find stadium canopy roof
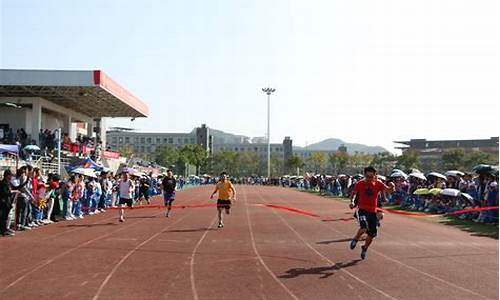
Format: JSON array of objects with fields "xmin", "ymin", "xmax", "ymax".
[{"xmin": 0, "ymin": 69, "xmax": 149, "ymax": 118}]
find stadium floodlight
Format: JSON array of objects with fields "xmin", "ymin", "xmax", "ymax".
[{"xmin": 261, "ymin": 87, "xmax": 276, "ymax": 179}]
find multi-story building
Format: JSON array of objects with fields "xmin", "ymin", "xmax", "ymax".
[
  {"xmin": 395, "ymin": 137, "xmax": 499, "ymax": 169},
  {"xmin": 212, "ymin": 136, "xmax": 293, "ymax": 162},
  {"xmin": 107, "ymin": 124, "xmax": 212, "ymax": 155}
]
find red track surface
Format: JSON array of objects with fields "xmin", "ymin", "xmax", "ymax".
[{"xmin": 0, "ymin": 186, "xmax": 498, "ymax": 300}]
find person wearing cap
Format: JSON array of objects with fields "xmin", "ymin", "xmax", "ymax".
[
  {"xmin": 349, "ymin": 166, "xmax": 395, "ymax": 260},
  {"xmin": 0, "ymin": 169, "xmax": 16, "ymax": 236},
  {"xmin": 161, "ymin": 170, "xmax": 176, "ymax": 217},
  {"xmin": 210, "ymin": 172, "xmax": 236, "ymax": 228}
]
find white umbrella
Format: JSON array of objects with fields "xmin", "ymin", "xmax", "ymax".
[
  {"xmin": 445, "ymin": 170, "xmax": 465, "ymax": 177},
  {"xmin": 409, "ymin": 172, "xmax": 427, "ymax": 181},
  {"xmin": 461, "ymin": 193, "xmax": 474, "ymax": 201},
  {"xmin": 427, "ymin": 172, "xmax": 447, "ymax": 181},
  {"xmin": 121, "ymin": 167, "xmax": 137, "ymax": 174},
  {"xmin": 71, "ymin": 167, "xmax": 97, "ymax": 178},
  {"xmin": 440, "ymin": 188, "xmax": 461, "ymax": 197},
  {"xmin": 390, "ymin": 171, "xmax": 408, "ymax": 179},
  {"xmin": 24, "ymin": 145, "xmax": 40, "ymax": 151}
]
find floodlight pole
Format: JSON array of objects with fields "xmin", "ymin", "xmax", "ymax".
[
  {"xmin": 262, "ymin": 87, "xmax": 275, "ymax": 179},
  {"xmin": 57, "ymin": 128, "xmax": 61, "ymax": 175}
]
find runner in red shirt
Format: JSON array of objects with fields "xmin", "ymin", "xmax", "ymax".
[{"xmin": 349, "ymin": 166, "xmax": 395, "ymax": 260}]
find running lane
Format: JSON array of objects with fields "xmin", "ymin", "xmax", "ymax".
[{"xmin": 0, "ymin": 186, "xmax": 497, "ymax": 300}]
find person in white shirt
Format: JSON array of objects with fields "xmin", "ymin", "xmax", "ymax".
[{"xmin": 118, "ymin": 172, "xmax": 134, "ymax": 222}]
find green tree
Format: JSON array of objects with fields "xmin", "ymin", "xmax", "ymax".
[
  {"xmin": 180, "ymin": 144, "xmax": 208, "ymax": 176},
  {"xmin": 396, "ymin": 150, "xmax": 420, "ymax": 171},
  {"xmin": 442, "ymin": 149, "xmax": 465, "ymax": 170},
  {"xmin": 463, "ymin": 151, "xmax": 498, "ymax": 170},
  {"xmin": 285, "ymin": 155, "xmax": 304, "ymax": 175},
  {"xmin": 371, "ymin": 152, "xmax": 396, "ymax": 174},
  {"xmin": 329, "ymin": 151, "xmax": 349, "ymax": 174},
  {"xmin": 209, "ymin": 151, "xmax": 240, "ymax": 176},
  {"xmin": 154, "ymin": 145, "xmax": 187, "ymax": 175},
  {"xmin": 237, "ymin": 152, "xmax": 261, "ymax": 176},
  {"xmin": 117, "ymin": 144, "xmax": 134, "ymax": 158},
  {"xmin": 270, "ymin": 153, "xmax": 284, "ymax": 177},
  {"xmin": 307, "ymin": 152, "xmax": 326, "ymax": 173}
]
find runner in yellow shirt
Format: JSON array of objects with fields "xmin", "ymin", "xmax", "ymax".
[{"xmin": 210, "ymin": 172, "xmax": 236, "ymax": 228}]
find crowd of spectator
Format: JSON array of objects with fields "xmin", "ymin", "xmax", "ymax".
[
  {"xmin": 279, "ymin": 168, "xmax": 499, "ymax": 224},
  {"xmin": 0, "ymin": 166, "xmax": 200, "ymax": 237}
]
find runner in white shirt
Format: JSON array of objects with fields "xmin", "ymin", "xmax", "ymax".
[{"xmin": 118, "ymin": 172, "xmax": 134, "ymax": 222}]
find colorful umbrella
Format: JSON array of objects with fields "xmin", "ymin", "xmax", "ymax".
[
  {"xmin": 413, "ymin": 188, "xmax": 430, "ymax": 195},
  {"xmin": 429, "ymin": 188, "xmax": 442, "ymax": 195}
]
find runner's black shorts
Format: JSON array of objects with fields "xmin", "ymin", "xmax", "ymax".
[
  {"xmin": 119, "ymin": 197, "xmax": 133, "ymax": 208},
  {"xmin": 139, "ymin": 190, "xmax": 150, "ymax": 200},
  {"xmin": 356, "ymin": 209, "xmax": 378, "ymax": 238},
  {"xmin": 217, "ymin": 199, "xmax": 231, "ymax": 210}
]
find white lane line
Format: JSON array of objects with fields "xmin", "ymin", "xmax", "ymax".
[
  {"xmin": 1, "ymin": 211, "xmax": 165, "ymax": 293},
  {"xmin": 276, "ymin": 191, "xmax": 494, "ymax": 300},
  {"xmin": 92, "ymin": 212, "xmax": 193, "ymax": 300},
  {"xmin": 258, "ymin": 190, "xmax": 398, "ymax": 300},
  {"xmin": 190, "ymin": 217, "xmax": 218, "ymax": 300},
  {"xmin": 244, "ymin": 187, "xmax": 299, "ymax": 300}
]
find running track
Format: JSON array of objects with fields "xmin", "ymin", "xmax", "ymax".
[{"xmin": 0, "ymin": 186, "xmax": 497, "ymax": 300}]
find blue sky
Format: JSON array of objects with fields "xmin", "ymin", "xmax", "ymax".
[{"xmin": 1, "ymin": 0, "xmax": 499, "ymax": 152}]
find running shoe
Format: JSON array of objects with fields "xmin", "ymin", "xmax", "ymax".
[
  {"xmin": 361, "ymin": 246, "xmax": 368, "ymax": 260},
  {"xmin": 217, "ymin": 222, "xmax": 224, "ymax": 228},
  {"xmin": 349, "ymin": 239, "xmax": 357, "ymax": 250}
]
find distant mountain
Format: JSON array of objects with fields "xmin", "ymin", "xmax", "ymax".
[
  {"xmin": 295, "ymin": 138, "xmax": 388, "ymax": 154},
  {"xmin": 194, "ymin": 127, "xmax": 388, "ymax": 154}
]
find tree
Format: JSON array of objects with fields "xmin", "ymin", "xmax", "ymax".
[
  {"xmin": 237, "ymin": 152, "xmax": 261, "ymax": 176},
  {"xmin": 209, "ymin": 151, "xmax": 240, "ymax": 176},
  {"xmin": 154, "ymin": 145, "xmax": 187, "ymax": 175},
  {"xmin": 329, "ymin": 151, "xmax": 349, "ymax": 174},
  {"xmin": 463, "ymin": 151, "xmax": 498, "ymax": 170},
  {"xmin": 442, "ymin": 149, "xmax": 465, "ymax": 170},
  {"xmin": 396, "ymin": 150, "xmax": 420, "ymax": 171},
  {"xmin": 180, "ymin": 144, "xmax": 208, "ymax": 176},
  {"xmin": 117, "ymin": 144, "xmax": 134, "ymax": 160},
  {"xmin": 285, "ymin": 155, "xmax": 304, "ymax": 175},
  {"xmin": 307, "ymin": 152, "xmax": 326, "ymax": 173},
  {"xmin": 270, "ymin": 153, "xmax": 284, "ymax": 177},
  {"xmin": 371, "ymin": 152, "xmax": 396, "ymax": 174}
]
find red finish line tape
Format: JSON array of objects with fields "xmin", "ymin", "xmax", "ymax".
[
  {"xmin": 445, "ymin": 206, "xmax": 499, "ymax": 216},
  {"xmin": 378, "ymin": 206, "xmax": 499, "ymax": 217},
  {"xmin": 260, "ymin": 204, "xmax": 321, "ymax": 218},
  {"xmin": 107, "ymin": 203, "xmax": 218, "ymax": 210}
]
